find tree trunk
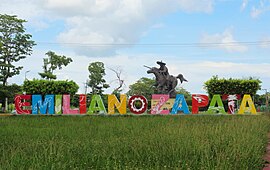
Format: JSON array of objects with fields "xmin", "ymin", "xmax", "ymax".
[
  {"xmin": 1, "ymin": 78, "xmax": 7, "ymax": 112},
  {"xmin": 1, "ymin": 98, "xmax": 6, "ymax": 112}
]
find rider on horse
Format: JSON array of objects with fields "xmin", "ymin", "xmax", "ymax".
[
  {"xmin": 146, "ymin": 61, "xmax": 187, "ymax": 98},
  {"xmin": 157, "ymin": 61, "xmax": 169, "ymax": 81}
]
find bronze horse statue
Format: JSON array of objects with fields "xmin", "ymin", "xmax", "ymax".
[
  {"xmin": 146, "ymin": 67, "xmax": 166, "ymax": 93},
  {"xmin": 145, "ymin": 66, "xmax": 187, "ymax": 97}
]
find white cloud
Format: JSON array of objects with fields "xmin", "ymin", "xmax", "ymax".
[
  {"xmin": 200, "ymin": 29, "xmax": 248, "ymax": 52},
  {"xmin": 1, "ymin": 0, "xmax": 215, "ymax": 56},
  {"xmin": 250, "ymin": 0, "xmax": 270, "ymax": 18},
  {"xmin": 241, "ymin": 0, "xmax": 248, "ymax": 11},
  {"xmin": 251, "ymin": 6, "xmax": 264, "ymax": 18},
  {"xmin": 240, "ymin": 0, "xmax": 270, "ymax": 18},
  {"xmin": 177, "ymin": 0, "xmax": 214, "ymax": 13},
  {"xmin": 54, "ymin": 0, "xmax": 215, "ymax": 56}
]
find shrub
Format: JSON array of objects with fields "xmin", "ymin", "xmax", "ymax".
[
  {"xmin": 22, "ymin": 79, "xmax": 79, "ymax": 95},
  {"xmin": 204, "ymin": 76, "xmax": 261, "ymax": 98}
]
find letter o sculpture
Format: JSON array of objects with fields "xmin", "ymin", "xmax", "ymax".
[{"xmin": 128, "ymin": 95, "xmax": 148, "ymax": 114}]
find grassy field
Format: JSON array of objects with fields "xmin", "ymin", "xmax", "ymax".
[{"xmin": 0, "ymin": 115, "xmax": 269, "ymax": 169}]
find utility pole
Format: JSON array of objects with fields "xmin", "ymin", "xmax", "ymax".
[
  {"xmin": 83, "ymin": 80, "xmax": 88, "ymax": 94},
  {"xmin": 262, "ymin": 89, "xmax": 269, "ymax": 113}
]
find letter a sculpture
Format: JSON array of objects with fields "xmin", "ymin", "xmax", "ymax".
[{"xmin": 145, "ymin": 61, "xmax": 187, "ymax": 98}]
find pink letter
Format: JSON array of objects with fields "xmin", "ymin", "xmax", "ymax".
[
  {"xmin": 151, "ymin": 94, "xmax": 170, "ymax": 114},
  {"xmin": 62, "ymin": 95, "xmax": 79, "ymax": 114}
]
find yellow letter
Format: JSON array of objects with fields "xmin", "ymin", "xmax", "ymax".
[
  {"xmin": 108, "ymin": 94, "xmax": 127, "ymax": 114},
  {"xmin": 238, "ymin": 94, "xmax": 257, "ymax": 114}
]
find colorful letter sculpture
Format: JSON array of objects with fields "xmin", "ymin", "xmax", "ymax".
[
  {"xmin": 79, "ymin": 94, "xmax": 87, "ymax": 114},
  {"xmin": 171, "ymin": 94, "xmax": 190, "ymax": 114},
  {"xmin": 32, "ymin": 95, "xmax": 54, "ymax": 114},
  {"xmin": 222, "ymin": 94, "xmax": 241, "ymax": 114},
  {"xmin": 207, "ymin": 95, "xmax": 226, "ymax": 114},
  {"xmin": 108, "ymin": 94, "xmax": 127, "ymax": 114},
  {"xmin": 128, "ymin": 95, "xmax": 148, "ymax": 114},
  {"xmin": 63, "ymin": 95, "xmax": 79, "ymax": 114},
  {"xmin": 151, "ymin": 94, "xmax": 170, "ymax": 114},
  {"xmin": 192, "ymin": 94, "xmax": 209, "ymax": 114},
  {"xmin": 14, "ymin": 93, "xmax": 258, "ymax": 115},
  {"xmin": 88, "ymin": 95, "xmax": 107, "ymax": 114},
  {"xmin": 55, "ymin": 95, "xmax": 62, "ymax": 114},
  {"xmin": 238, "ymin": 94, "xmax": 257, "ymax": 114},
  {"xmin": 15, "ymin": 94, "xmax": 31, "ymax": 114}
]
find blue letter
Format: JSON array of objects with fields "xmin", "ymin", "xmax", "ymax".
[
  {"xmin": 32, "ymin": 95, "xmax": 55, "ymax": 114},
  {"xmin": 171, "ymin": 94, "xmax": 190, "ymax": 114}
]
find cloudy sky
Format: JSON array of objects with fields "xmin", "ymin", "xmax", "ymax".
[{"xmin": 1, "ymin": 0, "xmax": 270, "ymax": 94}]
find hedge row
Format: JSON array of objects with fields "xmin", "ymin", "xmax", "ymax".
[
  {"xmin": 22, "ymin": 79, "xmax": 79, "ymax": 95},
  {"xmin": 204, "ymin": 76, "xmax": 261, "ymax": 98}
]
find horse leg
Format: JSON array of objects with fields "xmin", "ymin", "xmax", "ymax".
[
  {"xmin": 169, "ymin": 90, "xmax": 176, "ymax": 98},
  {"xmin": 168, "ymin": 79, "xmax": 177, "ymax": 95}
]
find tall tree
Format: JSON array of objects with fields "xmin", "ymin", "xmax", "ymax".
[
  {"xmin": 88, "ymin": 61, "xmax": 109, "ymax": 95},
  {"xmin": 39, "ymin": 51, "xmax": 73, "ymax": 80},
  {"xmin": 0, "ymin": 14, "xmax": 35, "ymax": 86},
  {"xmin": 0, "ymin": 14, "xmax": 35, "ymax": 111}
]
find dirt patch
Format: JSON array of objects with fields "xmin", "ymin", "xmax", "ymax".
[{"xmin": 263, "ymin": 133, "xmax": 270, "ymax": 170}]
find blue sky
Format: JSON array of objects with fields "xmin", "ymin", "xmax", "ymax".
[{"xmin": 1, "ymin": 0, "xmax": 270, "ymax": 94}]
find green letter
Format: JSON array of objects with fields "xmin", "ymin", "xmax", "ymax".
[
  {"xmin": 88, "ymin": 95, "xmax": 107, "ymax": 114},
  {"xmin": 207, "ymin": 95, "xmax": 226, "ymax": 114}
]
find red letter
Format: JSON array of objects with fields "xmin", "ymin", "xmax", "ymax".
[
  {"xmin": 14, "ymin": 95, "xmax": 31, "ymax": 114},
  {"xmin": 222, "ymin": 94, "xmax": 241, "ymax": 114},
  {"xmin": 128, "ymin": 95, "xmax": 148, "ymax": 114},
  {"xmin": 79, "ymin": 94, "xmax": 87, "ymax": 114},
  {"xmin": 192, "ymin": 94, "xmax": 209, "ymax": 114}
]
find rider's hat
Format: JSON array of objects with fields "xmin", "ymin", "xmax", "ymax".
[{"xmin": 157, "ymin": 61, "xmax": 166, "ymax": 65}]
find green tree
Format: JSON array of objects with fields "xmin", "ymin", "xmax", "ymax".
[
  {"xmin": 127, "ymin": 77, "xmax": 157, "ymax": 101},
  {"xmin": 39, "ymin": 51, "xmax": 73, "ymax": 80},
  {"xmin": 88, "ymin": 61, "xmax": 109, "ymax": 95},
  {"xmin": 176, "ymin": 87, "xmax": 192, "ymax": 104},
  {"xmin": 0, "ymin": 84, "xmax": 22, "ymax": 109},
  {"xmin": 0, "ymin": 14, "xmax": 35, "ymax": 86},
  {"xmin": 23, "ymin": 79, "xmax": 78, "ymax": 96},
  {"xmin": 204, "ymin": 76, "xmax": 261, "ymax": 98},
  {"xmin": 0, "ymin": 14, "xmax": 35, "ymax": 111}
]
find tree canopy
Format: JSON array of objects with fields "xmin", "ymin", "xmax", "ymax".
[
  {"xmin": 127, "ymin": 77, "xmax": 157, "ymax": 101},
  {"xmin": 88, "ymin": 61, "xmax": 109, "ymax": 95},
  {"xmin": 0, "ymin": 14, "xmax": 35, "ymax": 86},
  {"xmin": 39, "ymin": 51, "xmax": 73, "ymax": 80},
  {"xmin": 0, "ymin": 83, "xmax": 21, "ymax": 104}
]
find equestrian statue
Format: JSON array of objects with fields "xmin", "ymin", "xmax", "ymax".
[{"xmin": 144, "ymin": 61, "xmax": 187, "ymax": 98}]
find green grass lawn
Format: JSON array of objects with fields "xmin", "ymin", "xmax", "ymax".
[{"xmin": 0, "ymin": 115, "xmax": 269, "ymax": 169}]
